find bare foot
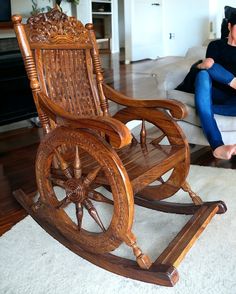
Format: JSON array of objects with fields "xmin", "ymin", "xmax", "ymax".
[
  {"xmin": 197, "ymin": 58, "xmax": 214, "ymax": 69},
  {"xmin": 213, "ymin": 144, "xmax": 236, "ymax": 160},
  {"xmin": 229, "ymin": 77, "xmax": 236, "ymax": 89}
]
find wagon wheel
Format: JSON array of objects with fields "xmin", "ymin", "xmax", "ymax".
[
  {"xmin": 114, "ymin": 107, "xmax": 190, "ymax": 200},
  {"xmin": 36, "ymin": 126, "xmax": 134, "ymax": 254}
]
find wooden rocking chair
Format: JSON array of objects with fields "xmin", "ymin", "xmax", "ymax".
[{"xmin": 12, "ymin": 8, "xmax": 226, "ymax": 287}]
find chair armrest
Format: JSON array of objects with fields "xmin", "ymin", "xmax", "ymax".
[
  {"xmin": 37, "ymin": 92, "xmax": 132, "ymax": 149},
  {"xmin": 103, "ymin": 84, "xmax": 187, "ymax": 119},
  {"xmin": 113, "ymin": 106, "xmax": 189, "ymax": 147}
]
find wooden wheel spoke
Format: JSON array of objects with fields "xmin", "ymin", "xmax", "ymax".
[
  {"xmin": 88, "ymin": 190, "xmax": 113, "ymax": 205},
  {"xmin": 50, "ymin": 176, "xmax": 66, "ymax": 188},
  {"xmin": 54, "ymin": 149, "xmax": 72, "ymax": 179},
  {"xmin": 74, "ymin": 146, "xmax": 82, "ymax": 179},
  {"xmin": 83, "ymin": 199, "xmax": 106, "ymax": 232},
  {"xmin": 75, "ymin": 202, "xmax": 83, "ymax": 230},
  {"xmin": 83, "ymin": 167, "xmax": 101, "ymax": 188},
  {"xmin": 56, "ymin": 195, "xmax": 71, "ymax": 209},
  {"xmin": 131, "ymin": 134, "xmax": 138, "ymax": 145},
  {"xmin": 157, "ymin": 176, "xmax": 165, "ymax": 184},
  {"xmin": 150, "ymin": 133, "xmax": 166, "ymax": 146}
]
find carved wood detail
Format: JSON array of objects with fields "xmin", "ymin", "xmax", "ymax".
[
  {"xmin": 26, "ymin": 8, "xmax": 90, "ymax": 44},
  {"xmin": 12, "ymin": 7, "xmax": 227, "ymax": 287}
]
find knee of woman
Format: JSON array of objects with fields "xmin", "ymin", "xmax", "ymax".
[
  {"xmin": 204, "ymin": 58, "xmax": 214, "ymax": 69},
  {"xmin": 195, "ymin": 70, "xmax": 211, "ymax": 88}
]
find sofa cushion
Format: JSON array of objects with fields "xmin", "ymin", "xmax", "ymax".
[
  {"xmin": 185, "ymin": 46, "xmax": 206, "ymax": 59},
  {"xmin": 167, "ymin": 89, "xmax": 195, "ymax": 107}
]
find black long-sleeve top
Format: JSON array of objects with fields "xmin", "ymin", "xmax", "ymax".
[
  {"xmin": 176, "ymin": 39, "xmax": 236, "ymax": 94},
  {"xmin": 206, "ymin": 38, "xmax": 236, "ymax": 95},
  {"xmin": 206, "ymin": 38, "xmax": 236, "ymax": 76}
]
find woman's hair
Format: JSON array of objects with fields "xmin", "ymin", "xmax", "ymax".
[
  {"xmin": 221, "ymin": 12, "xmax": 236, "ymax": 39},
  {"xmin": 228, "ymin": 12, "xmax": 236, "ymax": 26}
]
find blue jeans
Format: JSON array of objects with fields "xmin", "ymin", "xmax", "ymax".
[{"xmin": 195, "ymin": 63, "xmax": 236, "ymax": 150}]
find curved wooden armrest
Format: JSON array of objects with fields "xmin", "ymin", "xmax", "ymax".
[
  {"xmin": 38, "ymin": 93, "xmax": 132, "ymax": 149},
  {"xmin": 102, "ymin": 83, "xmax": 187, "ymax": 119},
  {"xmin": 113, "ymin": 106, "xmax": 188, "ymax": 146}
]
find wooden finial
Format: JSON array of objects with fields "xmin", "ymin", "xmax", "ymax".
[
  {"xmin": 12, "ymin": 15, "xmax": 22, "ymax": 24},
  {"xmin": 85, "ymin": 23, "xmax": 94, "ymax": 31}
]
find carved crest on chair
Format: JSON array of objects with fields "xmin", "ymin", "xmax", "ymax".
[{"xmin": 26, "ymin": 7, "xmax": 90, "ymax": 44}]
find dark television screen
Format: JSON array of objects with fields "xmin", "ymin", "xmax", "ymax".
[{"xmin": 0, "ymin": 0, "xmax": 11, "ymax": 22}]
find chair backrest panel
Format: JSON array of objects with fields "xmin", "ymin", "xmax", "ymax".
[
  {"xmin": 34, "ymin": 48, "xmax": 101, "ymax": 116},
  {"xmin": 13, "ymin": 7, "xmax": 105, "ymax": 121}
]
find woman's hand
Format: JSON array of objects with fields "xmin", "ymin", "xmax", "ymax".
[{"xmin": 197, "ymin": 58, "xmax": 214, "ymax": 69}]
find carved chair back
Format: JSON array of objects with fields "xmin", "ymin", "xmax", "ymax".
[{"xmin": 13, "ymin": 7, "xmax": 109, "ymax": 131}]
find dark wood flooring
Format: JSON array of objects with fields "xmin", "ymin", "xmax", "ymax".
[{"xmin": 1, "ymin": 53, "xmax": 236, "ymax": 236}]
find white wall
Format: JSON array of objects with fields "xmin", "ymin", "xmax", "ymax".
[
  {"xmin": 162, "ymin": 0, "xmax": 210, "ymax": 56},
  {"xmin": 118, "ymin": 0, "xmax": 125, "ymax": 48},
  {"xmin": 75, "ymin": 0, "xmax": 92, "ymax": 25},
  {"xmin": 1, "ymin": 1, "xmax": 236, "ymax": 56},
  {"xmin": 213, "ymin": 0, "xmax": 236, "ymax": 38},
  {"xmin": 11, "ymin": 0, "xmax": 72, "ymax": 19}
]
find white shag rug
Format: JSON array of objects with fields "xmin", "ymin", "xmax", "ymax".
[{"xmin": 1, "ymin": 165, "xmax": 236, "ymax": 294}]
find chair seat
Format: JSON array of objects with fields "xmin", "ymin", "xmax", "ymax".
[
  {"xmin": 75, "ymin": 142, "xmax": 185, "ymax": 194},
  {"xmin": 117, "ymin": 143, "xmax": 185, "ymax": 193}
]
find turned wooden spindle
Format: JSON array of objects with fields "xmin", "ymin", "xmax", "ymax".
[
  {"xmin": 54, "ymin": 149, "xmax": 72, "ymax": 179},
  {"xmin": 124, "ymin": 232, "xmax": 152, "ymax": 269},
  {"xmin": 83, "ymin": 167, "xmax": 101, "ymax": 188},
  {"xmin": 86, "ymin": 23, "xmax": 109, "ymax": 116},
  {"xmin": 76, "ymin": 202, "xmax": 83, "ymax": 230},
  {"xmin": 12, "ymin": 15, "xmax": 51, "ymax": 133},
  {"xmin": 140, "ymin": 119, "xmax": 147, "ymax": 146},
  {"xmin": 88, "ymin": 190, "xmax": 114, "ymax": 205},
  {"xmin": 83, "ymin": 199, "xmax": 106, "ymax": 232},
  {"xmin": 182, "ymin": 181, "xmax": 203, "ymax": 205},
  {"xmin": 74, "ymin": 146, "xmax": 82, "ymax": 179}
]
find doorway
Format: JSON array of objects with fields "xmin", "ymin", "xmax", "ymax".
[{"xmin": 119, "ymin": 0, "xmax": 163, "ymax": 63}]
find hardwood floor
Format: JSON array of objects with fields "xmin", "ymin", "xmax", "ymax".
[{"xmin": 1, "ymin": 53, "xmax": 236, "ymax": 236}]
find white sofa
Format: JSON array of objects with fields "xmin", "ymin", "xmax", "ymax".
[{"xmin": 152, "ymin": 46, "xmax": 236, "ymax": 146}]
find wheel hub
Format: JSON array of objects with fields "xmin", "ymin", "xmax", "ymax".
[{"xmin": 65, "ymin": 178, "xmax": 86, "ymax": 203}]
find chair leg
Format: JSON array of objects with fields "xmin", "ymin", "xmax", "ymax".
[
  {"xmin": 124, "ymin": 231, "xmax": 152, "ymax": 269},
  {"xmin": 181, "ymin": 181, "xmax": 203, "ymax": 205}
]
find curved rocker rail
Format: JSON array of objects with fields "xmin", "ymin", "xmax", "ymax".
[{"xmin": 14, "ymin": 189, "xmax": 226, "ymax": 287}]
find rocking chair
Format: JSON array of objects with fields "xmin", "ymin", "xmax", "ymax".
[{"xmin": 12, "ymin": 8, "xmax": 226, "ymax": 287}]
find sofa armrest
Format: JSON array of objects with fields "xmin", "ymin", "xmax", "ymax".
[{"xmin": 154, "ymin": 58, "xmax": 197, "ymax": 96}]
